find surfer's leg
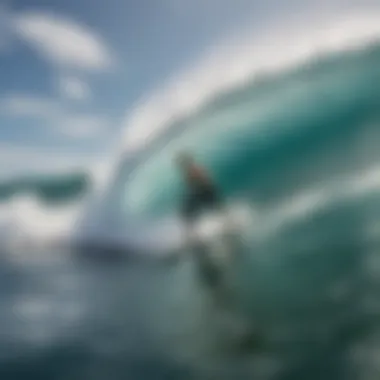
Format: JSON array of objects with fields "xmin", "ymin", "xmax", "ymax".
[{"xmin": 181, "ymin": 195, "xmax": 202, "ymax": 248}]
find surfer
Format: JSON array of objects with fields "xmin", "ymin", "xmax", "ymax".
[
  {"xmin": 175, "ymin": 152, "xmax": 223, "ymax": 241},
  {"xmin": 175, "ymin": 152, "xmax": 261, "ymax": 352},
  {"xmin": 175, "ymin": 151, "xmax": 231, "ymax": 292}
]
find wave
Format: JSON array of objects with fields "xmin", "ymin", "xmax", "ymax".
[
  {"xmin": 68, "ymin": 43, "xmax": 379, "ymax": 272},
  {"xmin": 111, "ymin": 43, "xmax": 380, "ymax": 220},
  {"xmin": 0, "ymin": 172, "xmax": 91, "ymax": 204},
  {"xmin": 0, "ymin": 193, "xmax": 83, "ymax": 258},
  {"xmin": 0, "ymin": 172, "xmax": 91, "ymax": 257}
]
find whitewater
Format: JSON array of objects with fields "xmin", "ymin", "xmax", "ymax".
[{"xmin": 1, "ymin": 12, "xmax": 380, "ymax": 380}]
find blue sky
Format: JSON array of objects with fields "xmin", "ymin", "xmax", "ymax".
[{"xmin": 1, "ymin": 0, "xmax": 380, "ymax": 182}]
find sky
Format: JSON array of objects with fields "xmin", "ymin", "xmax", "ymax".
[{"xmin": 1, "ymin": 0, "xmax": 380, "ymax": 183}]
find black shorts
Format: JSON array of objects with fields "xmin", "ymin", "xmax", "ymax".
[{"xmin": 181, "ymin": 185, "xmax": 222, "ymax": 222}]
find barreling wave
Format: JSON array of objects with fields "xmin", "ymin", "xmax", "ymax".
[
  {"xmin": 71, "ymin": 40, "xmax": 380, "ymax": 262},
  {"xmin": 112, "ymin": 42, "xmax": 380, "ymax": 221}
]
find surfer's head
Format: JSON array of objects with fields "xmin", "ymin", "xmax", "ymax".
[{"xmin": 175, "ymin": 151, "xmax": 193, "ymax": 168}]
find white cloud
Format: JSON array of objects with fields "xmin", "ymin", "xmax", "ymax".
[
  {"xmin": 0, "ymin": 94, "xmax": 108, "ymax": 140},
  {"xmin": 0, "ymin": 144, "xmax": 81, "ymax": 176},
  {"xmin": 58, "ymin": 76, "xmax": 91, "ymax": 101},
  {"xmin": 0, "ymin": 94, "xmax": 60, "ymax": 120},
  {"xmin": 58, "ymin": 115, "xmax": 108, "ymax": 139},
  {"xmin": 121, "ymin": 9, "xmax": 380, "ymax": 155},
  {"xmin": 12, "ymin": 11, "xmax": 113, "ymax": 71}
]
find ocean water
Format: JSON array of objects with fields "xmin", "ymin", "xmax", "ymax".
[{"xmin": 1, "ymin": 42, "xmax": 380, "ymax": 379}]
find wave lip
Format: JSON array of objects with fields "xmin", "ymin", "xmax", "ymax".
[{"xmin": 121, "ymin": 10, "xmax": 380, "ymax": 156}]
